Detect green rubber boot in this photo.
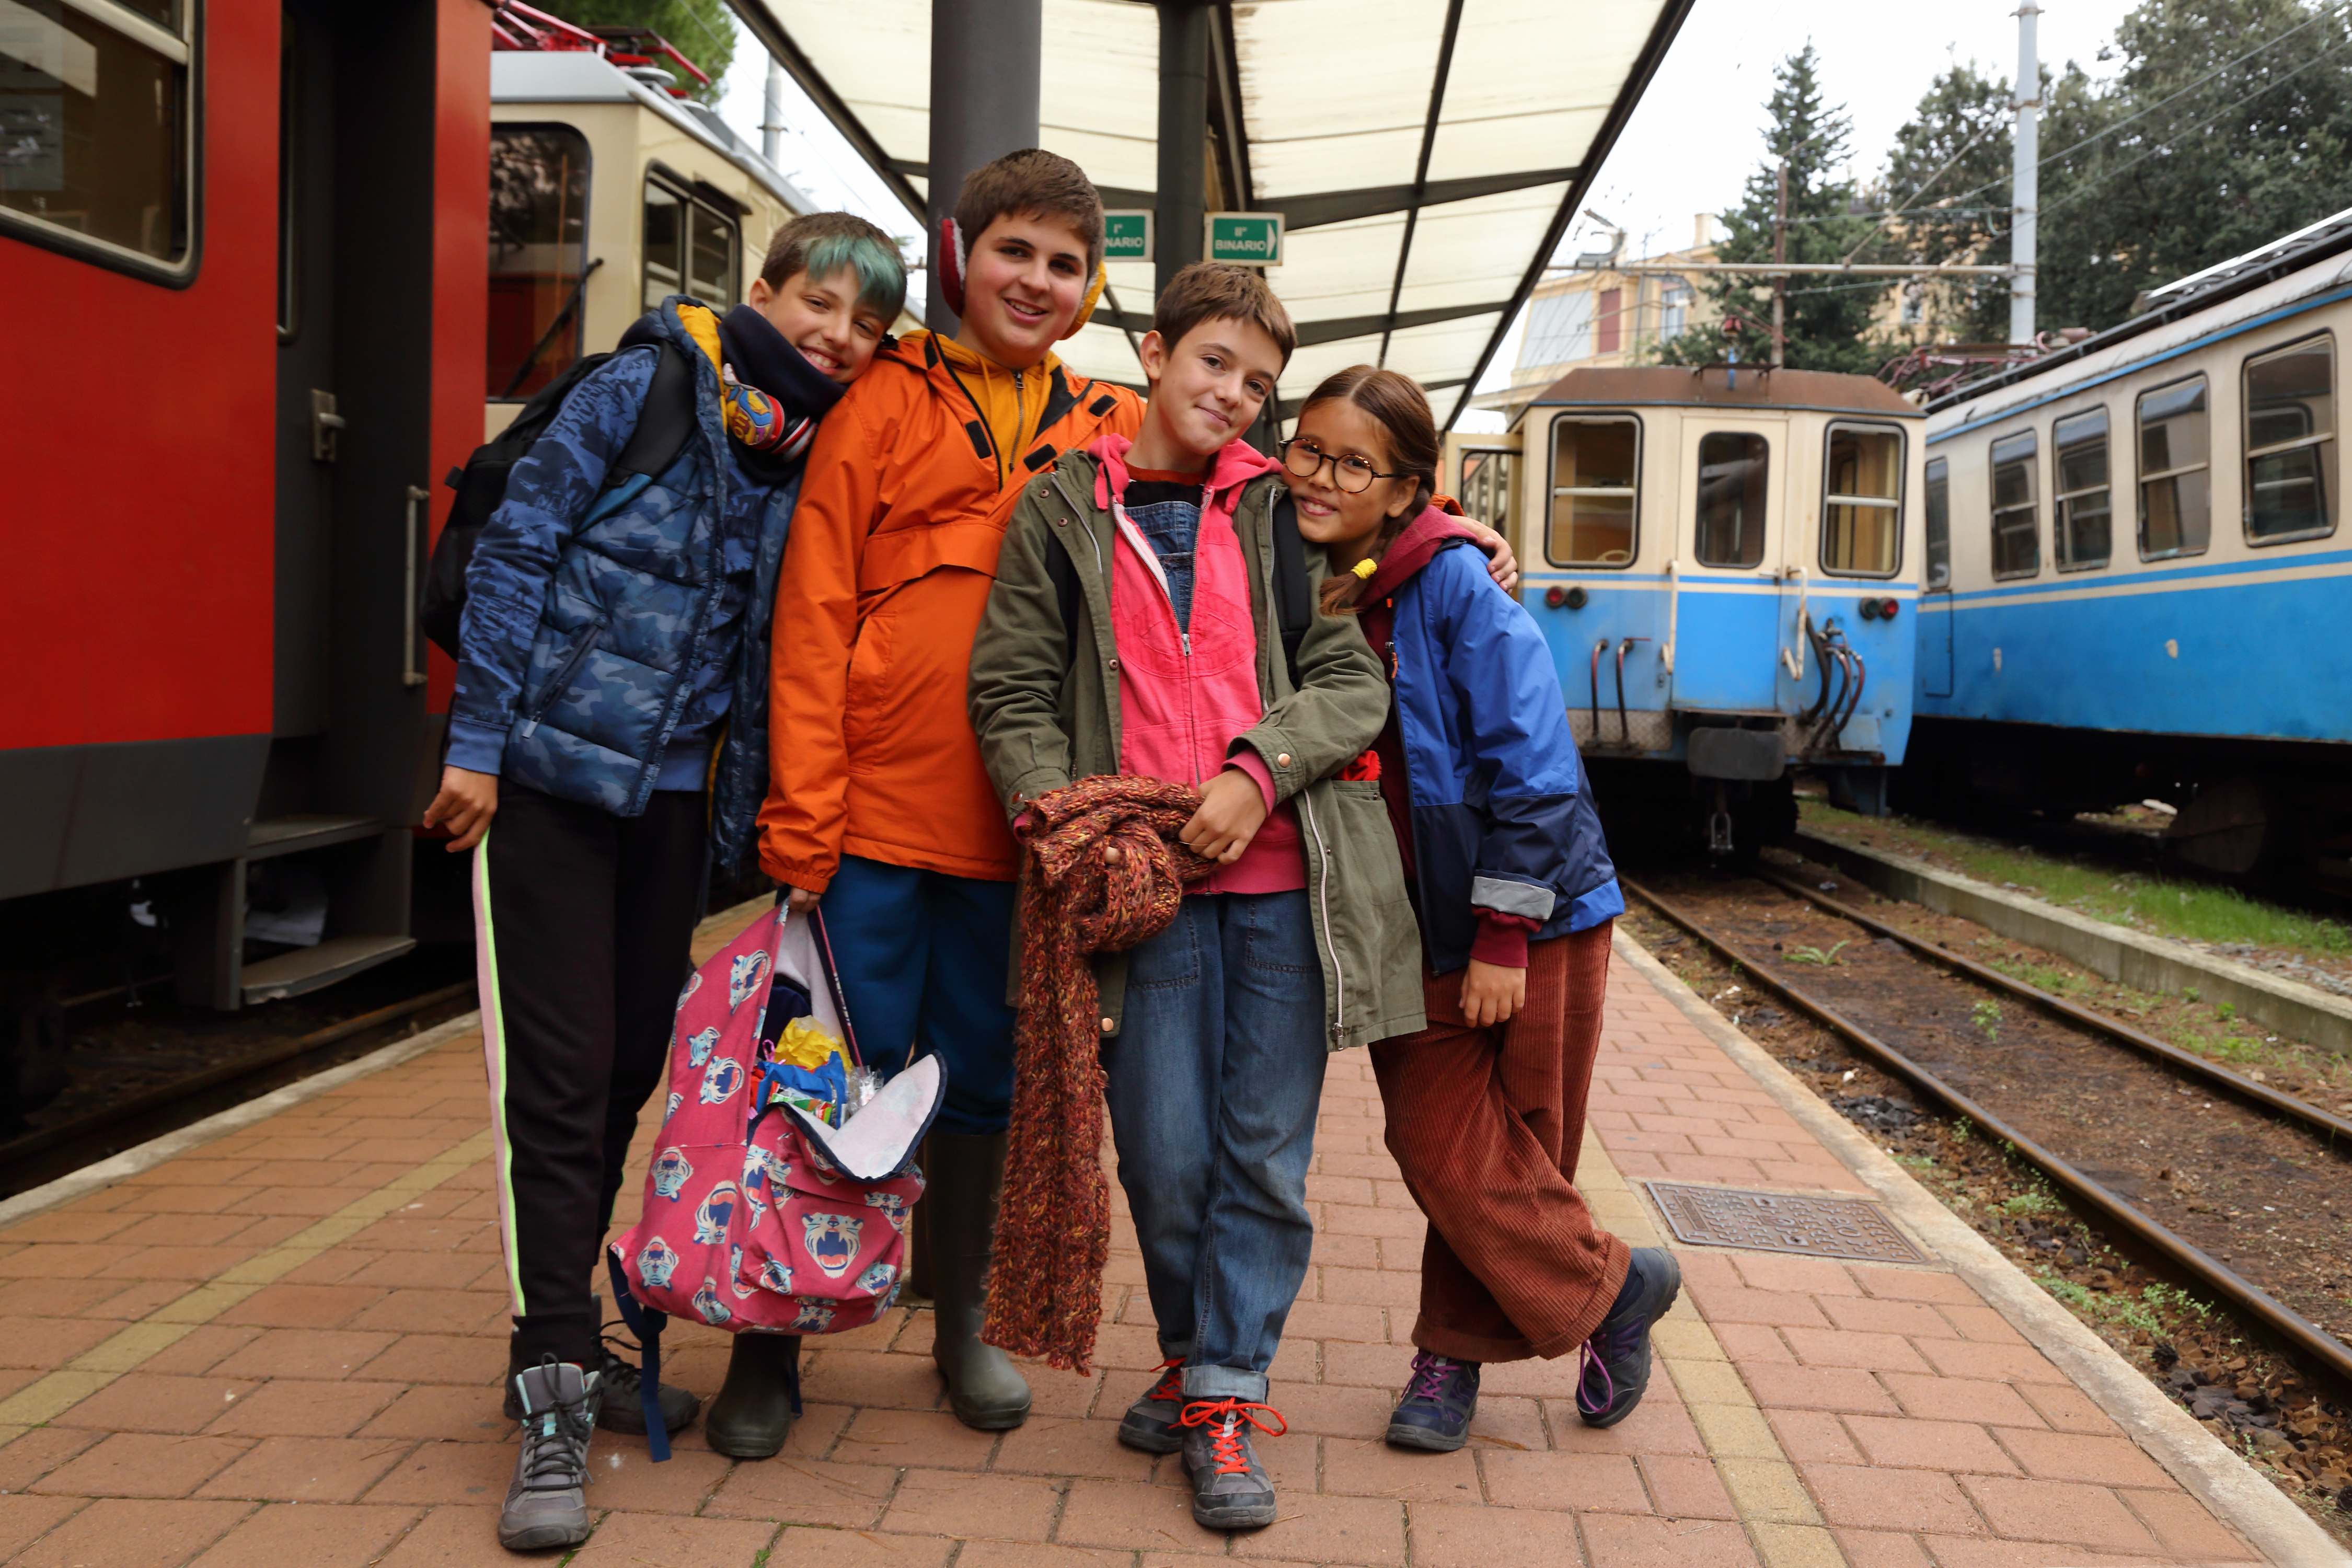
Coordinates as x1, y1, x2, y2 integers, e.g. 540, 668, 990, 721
926, 1130, 1031, 1430
702, 1332, 801, 1459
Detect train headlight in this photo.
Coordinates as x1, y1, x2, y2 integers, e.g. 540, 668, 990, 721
1860, 598, 1880, 620
1881, 597, 1899, 620
1545, 586, 1565, 608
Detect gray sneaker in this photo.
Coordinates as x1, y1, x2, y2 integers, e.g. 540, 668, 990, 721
499, 1357, 601, 1552
1177, 1398, 1285, 1530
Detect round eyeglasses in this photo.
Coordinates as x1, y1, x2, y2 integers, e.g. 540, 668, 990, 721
1280, 438, 1406, 495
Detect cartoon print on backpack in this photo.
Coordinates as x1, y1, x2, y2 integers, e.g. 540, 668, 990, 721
856, 1260, 897, 1297
651, 1148, 693, 1201
662, 1091, 683, 1125
694, 1182, 741, 1245
686, 1026, 720, 1067
700, 1055, 746, 1105
674, 971, 700, 1015
695, 1277, 732, 1325
730, 1244, 758, 1299
864, 1190, 910, 1235
792, 1299, 836, 1333
802, 1212, 864, 1278
729, 949, 770, 1010
758, 1258, 793, 1295
638, 1235, 680, 1291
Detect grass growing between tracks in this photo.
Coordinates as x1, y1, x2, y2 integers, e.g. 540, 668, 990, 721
1624, 905, 2352, 1542
1799, 800, 2352, 959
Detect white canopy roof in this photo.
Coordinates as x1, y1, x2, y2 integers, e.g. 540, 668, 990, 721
732, 0, 1691, 427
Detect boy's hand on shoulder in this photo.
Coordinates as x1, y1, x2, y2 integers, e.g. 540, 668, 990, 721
1180, 769, 1270, 866
1460, 518, 1519, 593
1458, 958, 1525, 1028
422, 767, 499, 852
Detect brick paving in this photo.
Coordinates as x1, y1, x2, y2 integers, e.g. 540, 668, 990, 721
0, 907, 2273, 1566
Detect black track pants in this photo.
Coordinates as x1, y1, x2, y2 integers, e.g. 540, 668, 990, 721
471, 783, 706, 1367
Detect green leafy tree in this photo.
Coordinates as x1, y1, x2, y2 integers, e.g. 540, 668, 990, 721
1880, 62, 2016, 344
554, 0, 736, 101
1658, 47, 1887, 375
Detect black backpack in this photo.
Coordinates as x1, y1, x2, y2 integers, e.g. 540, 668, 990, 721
1046, 494, 1314, 689
421, 335, 697, 659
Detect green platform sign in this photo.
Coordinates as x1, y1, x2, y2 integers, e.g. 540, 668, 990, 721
1206, 212, 1283, 267
1102, 210, 1152, 261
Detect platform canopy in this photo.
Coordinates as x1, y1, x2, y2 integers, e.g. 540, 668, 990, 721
731, 0, 1692, 429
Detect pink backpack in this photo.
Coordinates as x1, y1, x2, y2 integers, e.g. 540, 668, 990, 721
606, 905, 940, 1459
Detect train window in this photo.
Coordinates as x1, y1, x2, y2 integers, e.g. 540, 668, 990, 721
2137, 376, 2211, 559
1923, 458, 1951, 590
1456, 449, 1514, 532
1989, 430, 2040, 579
2052, 408, 2112, 571
1694, 432, 1768, 568
488, 126, 593, 400
1821, 424, 1903, 576
2243, 335, 2336, 544
643, 171, 740, 312
0, 0, 196, 281
1547, 417, 1639, 568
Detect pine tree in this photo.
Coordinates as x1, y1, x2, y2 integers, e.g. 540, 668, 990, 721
1657, 48, 1886, 375
553, 0, 737, 101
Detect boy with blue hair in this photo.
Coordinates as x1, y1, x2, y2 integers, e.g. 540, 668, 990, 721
422, 212, 905, 1554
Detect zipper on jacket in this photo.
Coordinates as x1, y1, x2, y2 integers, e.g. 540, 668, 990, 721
521, 613, 610, 737
1296, 788, 1345, 1042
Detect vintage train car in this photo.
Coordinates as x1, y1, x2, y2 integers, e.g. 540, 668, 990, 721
1455, 366, 1924, 851
1909, 210, 2352, 887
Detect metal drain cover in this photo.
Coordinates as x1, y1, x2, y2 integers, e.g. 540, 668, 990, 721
1644, 1181, 1928, 1264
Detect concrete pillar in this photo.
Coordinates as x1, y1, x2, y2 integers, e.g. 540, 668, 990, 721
1156, 0, 1212, 302
2009, 2, 2040, 347
926, 0, 1043, 334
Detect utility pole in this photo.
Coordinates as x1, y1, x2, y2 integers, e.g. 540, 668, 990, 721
1156, 1, 1212, 298
925, 0, 1043, 333
760, 55, 785, 166
1772, 158, 1789, 368
2010, 1, 2041, 346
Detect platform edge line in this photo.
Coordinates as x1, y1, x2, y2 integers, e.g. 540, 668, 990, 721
1612, 926, 2352, 1568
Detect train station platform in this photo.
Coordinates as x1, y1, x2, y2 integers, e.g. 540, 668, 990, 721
0, 905, 2335, 1568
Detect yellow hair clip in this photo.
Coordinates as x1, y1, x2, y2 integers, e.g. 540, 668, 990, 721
1351, 559, 1377, 580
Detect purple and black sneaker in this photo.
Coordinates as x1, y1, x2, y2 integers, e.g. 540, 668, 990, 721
1576, 1247, 1681, 1428
1386, 1350, 1481, 1451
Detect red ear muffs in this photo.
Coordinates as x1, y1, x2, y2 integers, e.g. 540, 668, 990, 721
938, 216, 969, 317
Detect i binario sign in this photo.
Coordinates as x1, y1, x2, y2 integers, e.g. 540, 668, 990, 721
1205, 213, 1283, 267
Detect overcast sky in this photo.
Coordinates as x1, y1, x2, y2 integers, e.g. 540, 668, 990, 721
708, 0, 2146, 422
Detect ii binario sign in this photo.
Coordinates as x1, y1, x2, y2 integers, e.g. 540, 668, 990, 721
1204, 213, 1283, 267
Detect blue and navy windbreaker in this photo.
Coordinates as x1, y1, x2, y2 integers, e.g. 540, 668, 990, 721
447, 296, 804, 869
1373, 518, 1623, 972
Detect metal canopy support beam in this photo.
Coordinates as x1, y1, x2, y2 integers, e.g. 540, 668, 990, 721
926, 0, 1043, 333
1104, 298, 1510, 347
1445, 0, 1698, 429
1277, 379, 1465, 423
727, 2, 926, 223
1208, 2, 1253, 211
887, 167, 1580, 233
1158, 1, 1212, 301
1379, 0, 1466, 366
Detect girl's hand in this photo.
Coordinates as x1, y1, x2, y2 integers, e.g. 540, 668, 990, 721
1180, 769, 1270, 865
1460, 518, 1520, 593
1459, 958, 1525, 1028
421, 766, 499, 852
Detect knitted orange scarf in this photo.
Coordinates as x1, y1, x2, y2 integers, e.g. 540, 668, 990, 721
981, 776, 1214, 1373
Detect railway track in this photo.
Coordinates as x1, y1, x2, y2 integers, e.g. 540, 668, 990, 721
1621, 867, 2352, 1394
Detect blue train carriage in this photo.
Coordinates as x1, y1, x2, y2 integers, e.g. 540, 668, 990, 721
1473, 367, 1925, 852
1908, 209, 2352, 886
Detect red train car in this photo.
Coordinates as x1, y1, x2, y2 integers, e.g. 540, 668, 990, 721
0, 1, 489, 1015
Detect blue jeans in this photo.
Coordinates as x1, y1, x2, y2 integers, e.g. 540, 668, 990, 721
1103, 890, 1327, 1401
814, 855, 1018, 1136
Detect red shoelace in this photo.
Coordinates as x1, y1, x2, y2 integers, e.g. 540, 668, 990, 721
1145, 1357, 1184, 1404
1177, 1398, 1289, 1475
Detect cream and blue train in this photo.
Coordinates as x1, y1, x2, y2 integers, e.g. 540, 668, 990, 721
1908, 211, 2352, 886
1454, 367, 1924, 851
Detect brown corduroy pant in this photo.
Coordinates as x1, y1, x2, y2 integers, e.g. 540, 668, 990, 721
1368, 921, 1631, 1363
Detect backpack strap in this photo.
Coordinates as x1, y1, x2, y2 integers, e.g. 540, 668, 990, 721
1271, 495, 1310, 693
604, 1248, 672, 1461
608, 341, 698, 486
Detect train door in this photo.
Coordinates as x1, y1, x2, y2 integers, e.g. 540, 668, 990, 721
1448, 437, 1521, 569
1669, 417, 1784, 712
1921, 455, 1954, 697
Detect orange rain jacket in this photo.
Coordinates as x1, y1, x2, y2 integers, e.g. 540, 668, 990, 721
758, 330, 1144, 891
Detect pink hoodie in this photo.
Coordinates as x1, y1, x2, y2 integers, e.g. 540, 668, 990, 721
1088, 433, 1302, 895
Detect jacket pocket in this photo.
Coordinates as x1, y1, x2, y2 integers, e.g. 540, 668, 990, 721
522, 613, 609, 737
840, 606, 895, 762
1300, 779, 1423, 1047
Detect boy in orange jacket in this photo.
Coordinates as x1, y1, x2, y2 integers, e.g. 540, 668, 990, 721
754, 149, 1138, 1434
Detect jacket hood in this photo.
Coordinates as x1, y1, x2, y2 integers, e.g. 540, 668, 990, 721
1082, 431, 1282, 512
1359, 504, 1484, 604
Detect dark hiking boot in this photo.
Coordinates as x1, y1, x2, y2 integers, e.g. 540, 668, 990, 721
1386, 1350, 1480, 1451
927, 1131, 1031, 1429
1577, 1248, 1682, 1428
704, 1332, 803, 1459
1116, 1357, 1186, 1454
1178, 1397, 1286, 1529
499, 1357, 598, 1552
504, 1332, 697, 1435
